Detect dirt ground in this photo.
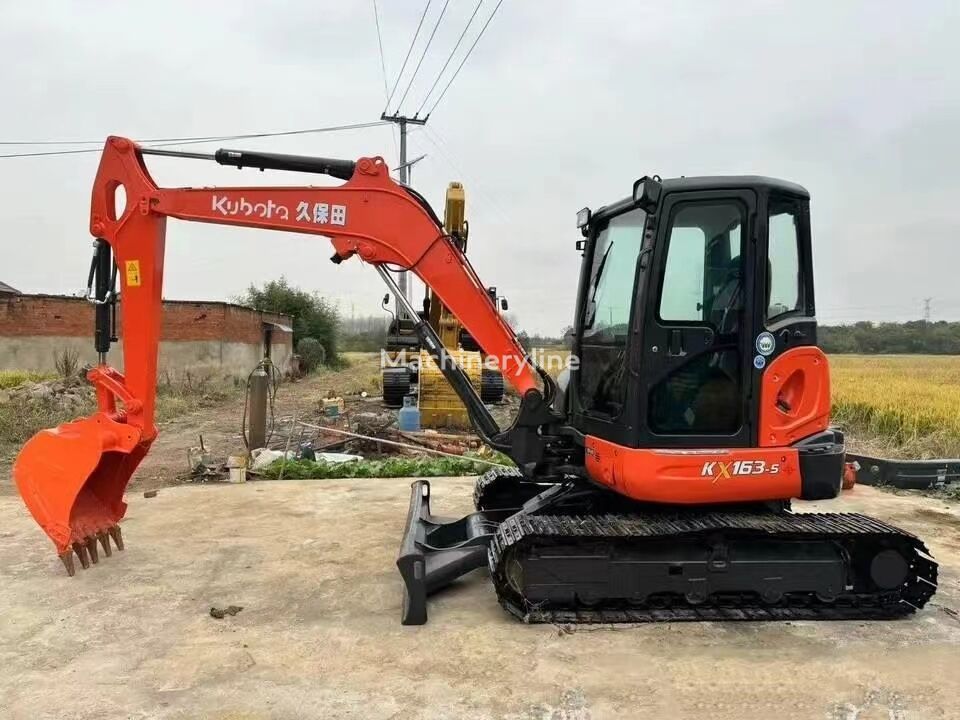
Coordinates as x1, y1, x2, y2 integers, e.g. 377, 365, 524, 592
1, 479, 958, 719
3, 355, 960, 718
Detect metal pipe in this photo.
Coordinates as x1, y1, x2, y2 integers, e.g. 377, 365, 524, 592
247, 367, 269, 450
397, 118, 410, 313
380, 265, 422, 320
139, 148, 216, 160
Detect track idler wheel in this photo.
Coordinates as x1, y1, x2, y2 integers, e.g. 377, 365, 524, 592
870, 548, 910, 590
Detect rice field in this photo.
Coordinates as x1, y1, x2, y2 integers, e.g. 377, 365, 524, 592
829, 355, 960, 458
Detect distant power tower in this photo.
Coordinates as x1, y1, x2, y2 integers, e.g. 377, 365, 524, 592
923, 297, 932, 323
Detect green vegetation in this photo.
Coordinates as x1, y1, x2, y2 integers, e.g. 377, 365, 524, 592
296, 337, 327, 372
820, 321, 960, 354
0, 372, 239, 452
261, 453, 514, 480
53, 347, 81, 378
517, 330, 570, 351
155, 371, 239, 423
0, 396, 93, 446
341, 328, 389, 352
0, 370, 56, 390
238, 276, 342, 366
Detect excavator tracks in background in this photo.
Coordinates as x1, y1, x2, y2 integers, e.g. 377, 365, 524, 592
488, 508, 938, 623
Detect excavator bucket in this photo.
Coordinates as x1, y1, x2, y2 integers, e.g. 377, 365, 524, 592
13, 411, 146, 575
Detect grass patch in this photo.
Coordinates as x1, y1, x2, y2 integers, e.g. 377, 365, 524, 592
0, 397, 94, 447
0, 370, 56, 390
261, 452, 513, 480
0, 372, 240, 448
155, 371, 240, 423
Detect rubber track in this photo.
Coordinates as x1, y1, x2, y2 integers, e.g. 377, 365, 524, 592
473, 467, 523, 510
489, 510, 938, 623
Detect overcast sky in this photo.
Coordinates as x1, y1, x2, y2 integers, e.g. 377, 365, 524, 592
1, 1, 958, 334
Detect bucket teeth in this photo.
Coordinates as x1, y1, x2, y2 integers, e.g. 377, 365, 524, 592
73, 542, 91, 570
97, 530, 112, 557
85, 536, 99, 564
59, 551, 76, 577
108, 525, 124, 551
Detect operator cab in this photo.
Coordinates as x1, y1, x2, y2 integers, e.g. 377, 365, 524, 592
568, 175, 816, 449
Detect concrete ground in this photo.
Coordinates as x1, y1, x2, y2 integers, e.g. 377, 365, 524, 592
2, 479, 959, 720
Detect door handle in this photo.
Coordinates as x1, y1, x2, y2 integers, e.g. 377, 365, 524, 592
668, 329, 687, 357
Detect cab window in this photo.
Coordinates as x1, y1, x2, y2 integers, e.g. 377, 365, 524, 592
578, 208, 646, 417
658, 202, 744, 333
767, 199, 803, 319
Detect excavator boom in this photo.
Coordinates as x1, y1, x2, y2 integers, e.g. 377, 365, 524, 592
13, 136, 545, 572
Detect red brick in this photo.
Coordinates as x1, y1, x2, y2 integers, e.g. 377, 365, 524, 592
0, 294, 291, 343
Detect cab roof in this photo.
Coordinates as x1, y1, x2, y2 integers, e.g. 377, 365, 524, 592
592, 175, 809, 221
660, 175, 808, 197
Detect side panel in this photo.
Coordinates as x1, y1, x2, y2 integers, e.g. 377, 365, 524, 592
584, 436, 801, 504
757, 346, 831, 447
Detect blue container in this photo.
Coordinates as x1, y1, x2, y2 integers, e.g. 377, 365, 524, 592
398, 395, 421, 432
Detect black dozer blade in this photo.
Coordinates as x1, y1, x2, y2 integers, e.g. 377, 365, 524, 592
397, 480, 506, 625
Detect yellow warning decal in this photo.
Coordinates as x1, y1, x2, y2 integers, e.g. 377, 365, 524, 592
125, 260, 141, 287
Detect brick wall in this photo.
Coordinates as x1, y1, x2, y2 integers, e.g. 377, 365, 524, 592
0, 294, 290, 343
0, 294, 293, 375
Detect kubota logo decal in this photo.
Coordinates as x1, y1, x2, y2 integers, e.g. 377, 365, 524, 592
701, 460, 780, 482
210, 195, 348, 226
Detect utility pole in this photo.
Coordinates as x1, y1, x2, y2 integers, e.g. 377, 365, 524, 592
381, 112, 427, 318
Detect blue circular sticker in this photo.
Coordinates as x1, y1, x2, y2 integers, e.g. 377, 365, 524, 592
756, 332, 776, 356
753, 355, 766, 370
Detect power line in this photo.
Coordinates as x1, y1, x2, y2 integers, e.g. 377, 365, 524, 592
0, 139, 104, 146
372, 0, 391, 101
0, 121, 391, 159
421, 125, 513, 226
395, 0, 453, 113
372, 0, 400, 164
415, 0, 484, 117
425, 0, 505, 117
383, 0, 433, 114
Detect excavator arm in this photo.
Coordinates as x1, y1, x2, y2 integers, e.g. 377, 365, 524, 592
91, 136, 539, 430
13, 136, 562, 574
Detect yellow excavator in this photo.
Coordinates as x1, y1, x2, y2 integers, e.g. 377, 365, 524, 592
381, 182, 505, 427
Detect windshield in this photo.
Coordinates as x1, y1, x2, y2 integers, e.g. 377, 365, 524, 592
583, 208, 647, 338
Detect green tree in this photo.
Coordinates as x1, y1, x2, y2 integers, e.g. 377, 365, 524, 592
819, 320, 960, 354
239, 277, 341, 366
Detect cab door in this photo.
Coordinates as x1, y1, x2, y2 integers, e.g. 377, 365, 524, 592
637, 190, 758, 448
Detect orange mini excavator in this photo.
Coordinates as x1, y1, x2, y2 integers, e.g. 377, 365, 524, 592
13, 137, 937, 624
